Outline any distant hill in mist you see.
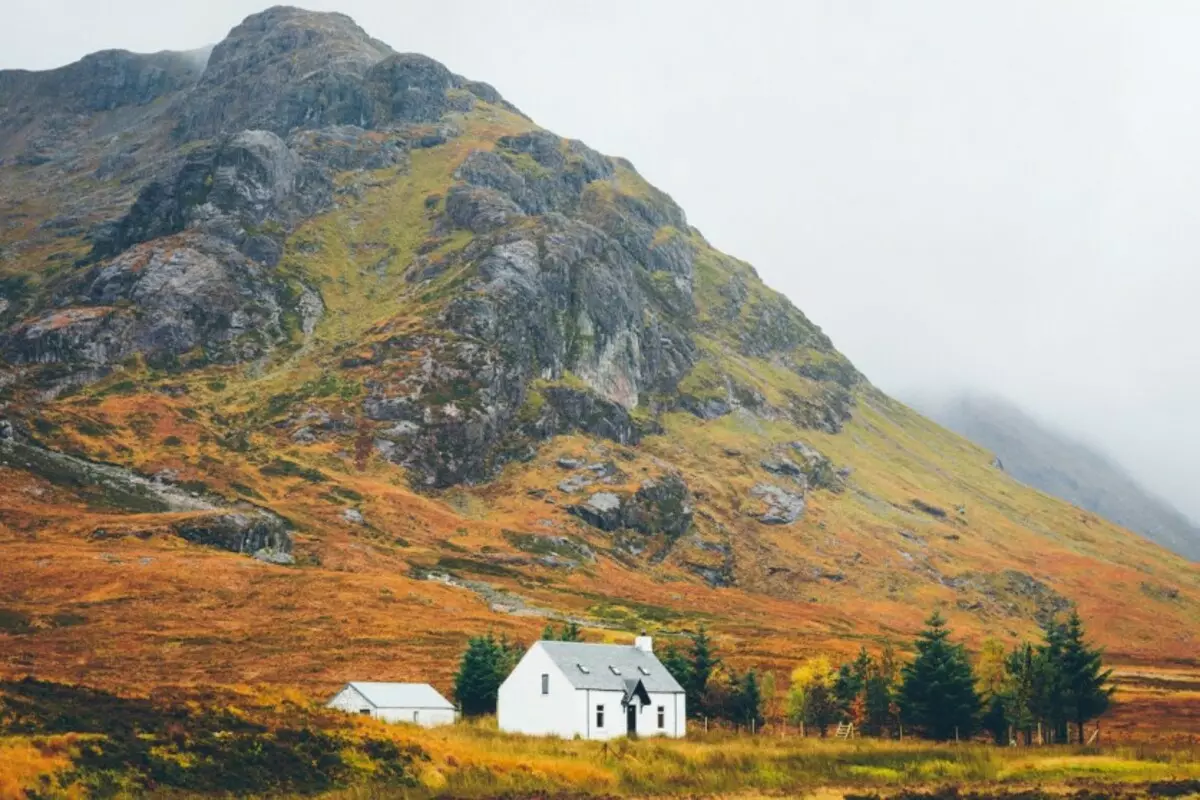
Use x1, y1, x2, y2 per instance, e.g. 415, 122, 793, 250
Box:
921, 395, 1200, 561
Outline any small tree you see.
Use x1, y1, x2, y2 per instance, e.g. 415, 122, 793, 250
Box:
863, 672, 894, 737
833, 647, 873, 717
1035, 618, 1069, 743
735, 670, 765, 730
687, 626, 720, 717
898, 612, 980, 740
660, 641, 692, 699
453, 634, 516, 716
541, 621, 583, 642
976, 638, 1011, 745
760, 671, 781, 724
787, 656, 837, 736
1058, 611, 1113, 743
1006, 642, 1038, 745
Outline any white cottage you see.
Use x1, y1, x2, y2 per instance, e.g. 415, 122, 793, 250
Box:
327, 682, 457, 727
498, 636, 686, 739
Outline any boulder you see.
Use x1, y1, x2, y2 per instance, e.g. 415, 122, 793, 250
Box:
569, 491, 624, 531
750, 483, 806, 525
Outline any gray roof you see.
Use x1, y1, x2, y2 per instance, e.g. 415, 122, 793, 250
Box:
345, 682, 454, 709
538, 641, 685, 693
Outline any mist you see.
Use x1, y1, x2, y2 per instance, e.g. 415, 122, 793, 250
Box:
5, 1, 1200, 520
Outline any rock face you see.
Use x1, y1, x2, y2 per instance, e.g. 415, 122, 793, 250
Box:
92, 129, 334, 264
173, 7, 517, 142
1, 5, 863, 500
3, 234, 299, 369
569, 475, 693, 537
174, 512, 293, 560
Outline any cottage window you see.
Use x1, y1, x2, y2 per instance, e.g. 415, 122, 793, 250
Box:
657, 706, 665, 729
638, 666, 651, 675
577, 663, 590, 674
609, 665, 621, 675
414, 710, 420, 722
541, 673, 549, 695
596, 705, 605, 728
359, 708, 371, 715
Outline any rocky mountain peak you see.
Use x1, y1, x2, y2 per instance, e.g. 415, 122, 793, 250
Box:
174, 6, 513, 141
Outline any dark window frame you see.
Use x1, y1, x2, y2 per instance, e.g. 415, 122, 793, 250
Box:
596, 705, 605, 728
657, 705, 665, 728
541, 673, 549, 695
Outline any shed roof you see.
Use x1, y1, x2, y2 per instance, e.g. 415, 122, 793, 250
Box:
344, 682, 455, 709
537, 641, 685, 693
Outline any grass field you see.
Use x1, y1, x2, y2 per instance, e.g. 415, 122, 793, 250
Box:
1, 679, 1198, 799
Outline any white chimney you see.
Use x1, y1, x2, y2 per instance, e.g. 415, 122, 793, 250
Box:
634, 633, 652, 653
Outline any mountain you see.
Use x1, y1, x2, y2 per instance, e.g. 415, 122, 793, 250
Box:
921, 394, 1200, 562
0, 7, 1196, 694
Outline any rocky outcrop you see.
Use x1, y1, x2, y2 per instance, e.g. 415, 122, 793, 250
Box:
4, 234, 301, 369
92, 129, 333, 265
173, 512, 293, 562
0, 48, 208, 117
568, 475, 693, 537
750, 483, 806, 525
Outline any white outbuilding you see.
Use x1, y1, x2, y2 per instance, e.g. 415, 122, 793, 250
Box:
498, 635, 686, 739
327, 682, 457, 727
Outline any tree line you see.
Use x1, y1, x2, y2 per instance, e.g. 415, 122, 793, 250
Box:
450, 613, 1112, 744
783, 610, 1112, 742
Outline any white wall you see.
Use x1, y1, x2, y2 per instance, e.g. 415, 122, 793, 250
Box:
499, 644, 588, 737
375, 707, 457, 727
327, 686, 455, 728
498, 644, 687, 739
328, 685, 374, 715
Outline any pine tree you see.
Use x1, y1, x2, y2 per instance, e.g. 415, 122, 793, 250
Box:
540, 621, 584, 641
976, 638, 1011, 745
660, 642, 692, 700
834, 647, 873, 717
898, 611, 981, 740
1058, 611, 1113, 743
864, 672, 894, 737
1006, 643, 1038, 745
735, 670, 764, 730
804, 681, 839, 736
1035, 618, 1070, 743
687, 626, 720, 716
454, 634, 511, 716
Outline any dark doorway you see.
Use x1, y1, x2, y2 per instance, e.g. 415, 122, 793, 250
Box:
626, 703, 637, 737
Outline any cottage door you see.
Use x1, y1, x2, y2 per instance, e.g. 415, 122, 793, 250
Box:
626, 703, 637, 737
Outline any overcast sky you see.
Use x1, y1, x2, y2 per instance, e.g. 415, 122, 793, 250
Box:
5, 1, 1200, 520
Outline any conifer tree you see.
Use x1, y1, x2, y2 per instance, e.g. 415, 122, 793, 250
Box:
735, 670, 764, 730
834, 647, 873, 717
454, 634, 514, 716
1035, 618, 1070, 743
660, 641, 692, 698
898, 611, 980, 740
687, 626, 720, 716
863, 672, 894, 737
1006, 642, 1038, 745
1058, 611, 1113, 743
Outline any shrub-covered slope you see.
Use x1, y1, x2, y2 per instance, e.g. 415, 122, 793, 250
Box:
0, 7, 1196, 694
